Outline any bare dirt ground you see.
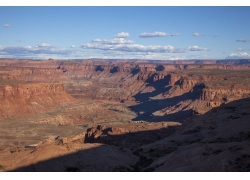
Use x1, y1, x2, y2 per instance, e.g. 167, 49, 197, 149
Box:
0, 99, 138, 149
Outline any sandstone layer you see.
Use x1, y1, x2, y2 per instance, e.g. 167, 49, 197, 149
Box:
0, 80, 74, 119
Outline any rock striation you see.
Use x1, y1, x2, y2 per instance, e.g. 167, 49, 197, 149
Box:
0, 81, 74, 119
1, 58, 250, 121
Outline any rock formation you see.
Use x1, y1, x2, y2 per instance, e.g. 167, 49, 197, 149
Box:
0, 58, 250, 172
0, 81, 74, 119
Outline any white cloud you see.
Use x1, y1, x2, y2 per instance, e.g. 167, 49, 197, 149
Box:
186, 46, 209, 51
237, 48, 244, 51
226, 52, 250, 59
24, 46, 32, 49
82, 42, 183, 53
0, 45, 78, 59
139, 31, 169, 38
92, 38, 102, 42
193, 32, 205, 36
104, 38, 134, 45
38, 43, 51, 47
83, 37, 209, 54
115, 32, 129, 38
71, 45, 75, 48
3, 24, 10, 27
91, 38, 134, 45
139, 32, 179, 38
236, 39, 250, 42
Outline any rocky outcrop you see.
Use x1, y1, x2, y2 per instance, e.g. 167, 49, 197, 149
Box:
0, 81, 74, 119
84, 122, 181, 149
0, 67, 67, 82
0, 82, 65, 99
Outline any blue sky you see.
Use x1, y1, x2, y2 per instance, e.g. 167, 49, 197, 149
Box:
1, 5, 250, 60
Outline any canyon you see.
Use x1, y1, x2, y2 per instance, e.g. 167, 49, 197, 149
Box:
0, 58, 250, 172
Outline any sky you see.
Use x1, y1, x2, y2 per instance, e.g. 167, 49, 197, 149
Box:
1, 4, 250, 60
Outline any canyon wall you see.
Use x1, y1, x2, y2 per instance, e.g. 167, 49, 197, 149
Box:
1, 58, 250, 120
0, 81, 74, 119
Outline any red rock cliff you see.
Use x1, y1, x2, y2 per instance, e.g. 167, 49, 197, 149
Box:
0, 81, 74, 119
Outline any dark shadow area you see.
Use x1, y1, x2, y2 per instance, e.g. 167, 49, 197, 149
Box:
10, 144, 132, 172
130, 76, 205, 122
110, 66, 119, 73
95, 65, 104, 72
191, 83, 205, 99
131, 68, 140, 76
9, 125, 179, 172
134, 74, 171, 103
130, 73, 192, 122
133, 86, 171, 103
84, 125, 178, 148
130, 92, 193, 122
155, 65, 165, 71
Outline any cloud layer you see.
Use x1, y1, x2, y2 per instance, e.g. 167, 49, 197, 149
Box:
186, 46, 209, 51
193, 32, 205, 36
82, 43, 181, 53
0, 32, 211, 60
226, 52, 250, 59
92, 38, 134, 45
115, 32, 129, 38
82, 36, 208, 54
139, 31, 179, 38
37, 43, 51, 47
0, 44, 76, 59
